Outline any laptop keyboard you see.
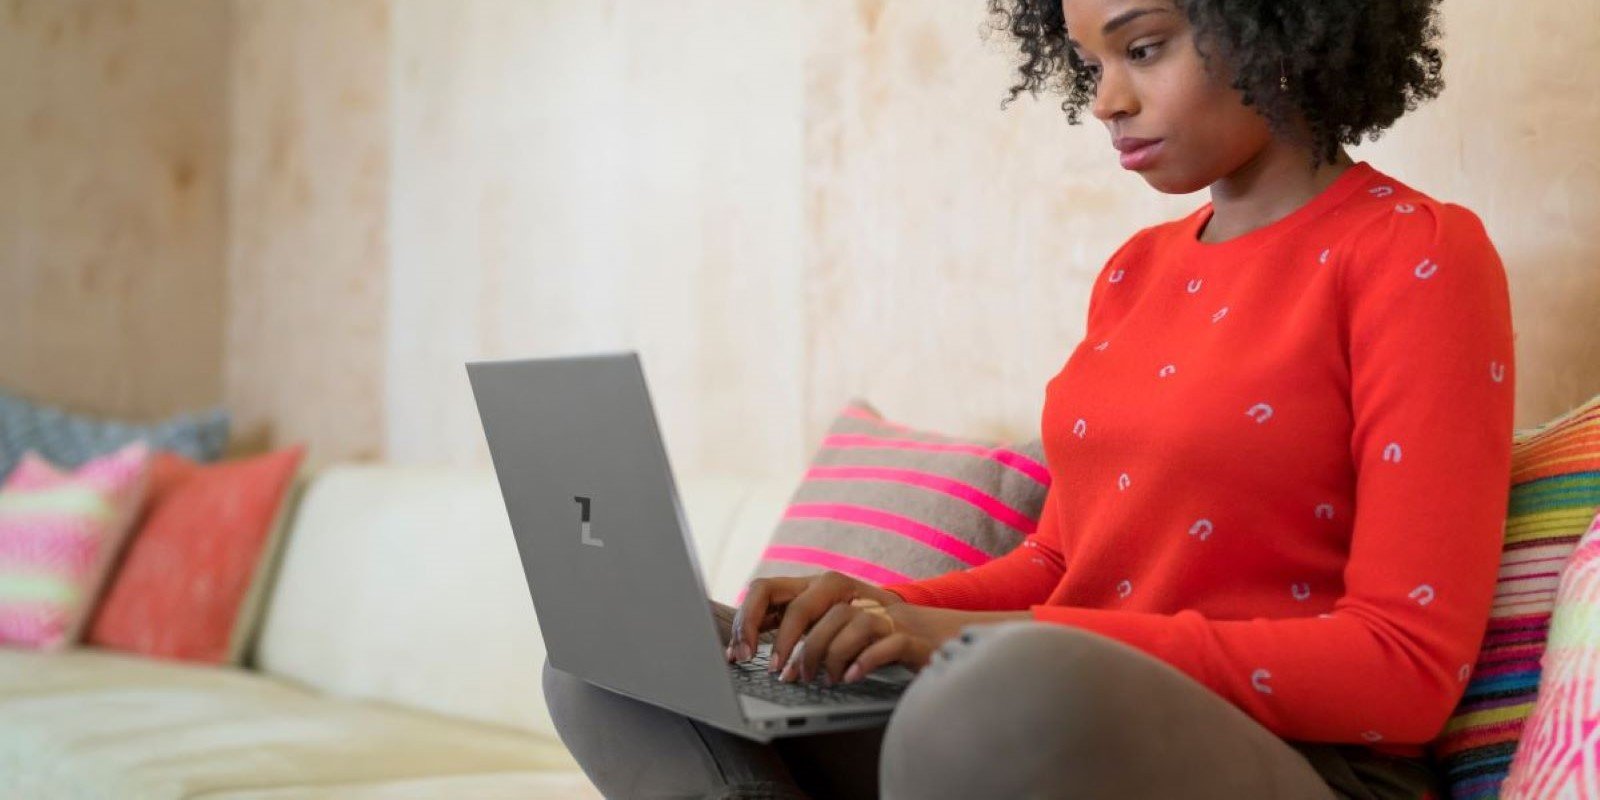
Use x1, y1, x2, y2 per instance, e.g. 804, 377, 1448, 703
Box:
729, 645, 905, 706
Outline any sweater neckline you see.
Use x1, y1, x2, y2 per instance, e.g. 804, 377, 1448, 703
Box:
1179, 161, 1376, 257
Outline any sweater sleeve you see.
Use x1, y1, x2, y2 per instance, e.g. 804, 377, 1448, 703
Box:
878, 483, 1067, 611
1028, 201, 1516, 745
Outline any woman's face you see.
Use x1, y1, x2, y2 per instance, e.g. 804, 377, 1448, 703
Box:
1061, 0, 1273, 193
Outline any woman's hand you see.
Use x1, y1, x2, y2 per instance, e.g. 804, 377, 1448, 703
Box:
724, 571, 905, 675
724, 572, 1035, 685
777, 597, 941, 685
783, 601, 1035, 684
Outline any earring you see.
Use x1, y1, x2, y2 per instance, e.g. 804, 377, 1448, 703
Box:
1279, 60, 1288, 92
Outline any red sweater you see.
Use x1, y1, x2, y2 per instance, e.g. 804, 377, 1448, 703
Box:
880, 161, 1516, 759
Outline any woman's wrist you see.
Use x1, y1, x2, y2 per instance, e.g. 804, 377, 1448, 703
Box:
858, 583, 908, 606
884, 601, 924, 638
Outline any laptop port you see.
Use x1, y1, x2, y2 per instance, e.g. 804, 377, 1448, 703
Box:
786, 718, 807, 728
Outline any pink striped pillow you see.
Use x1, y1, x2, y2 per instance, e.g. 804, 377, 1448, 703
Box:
737, 400, 1049, 605
0, 442, 151, 650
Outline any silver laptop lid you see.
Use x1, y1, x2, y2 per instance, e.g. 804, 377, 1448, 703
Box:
465, 351, 748, 735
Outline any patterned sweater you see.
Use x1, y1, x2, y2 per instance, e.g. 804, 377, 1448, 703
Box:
880, 161, 1517, 759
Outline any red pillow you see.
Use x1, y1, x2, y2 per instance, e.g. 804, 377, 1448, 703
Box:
86, 446, 305, 664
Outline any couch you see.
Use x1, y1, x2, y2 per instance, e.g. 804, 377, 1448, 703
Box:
0, 462, 804, 799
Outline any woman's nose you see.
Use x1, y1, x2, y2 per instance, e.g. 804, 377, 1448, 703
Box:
1091, 68, 1136, 122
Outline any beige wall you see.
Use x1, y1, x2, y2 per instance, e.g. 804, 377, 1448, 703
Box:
385, 1, 808, 474
383, 0, 1600, 476
226, 0, 389, 463
5, 0, 1596, 473
0, 0, 227, 421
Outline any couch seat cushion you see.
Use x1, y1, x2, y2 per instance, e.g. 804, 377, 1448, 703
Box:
0, 646, 597, 800
199, 772, 603, 800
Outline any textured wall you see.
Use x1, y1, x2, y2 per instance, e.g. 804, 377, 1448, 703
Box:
386, 0, 808, 473
225, 0, 390, 464
383, 0, 1600, 477
0, 0, 227, 420
5, 0, 1595, 473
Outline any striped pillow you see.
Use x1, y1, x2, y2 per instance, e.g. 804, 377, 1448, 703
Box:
0, 442, 151, 650
1432, 393, 1600, 799
736, 399, 1049, 606
1500, 508, 1600, 799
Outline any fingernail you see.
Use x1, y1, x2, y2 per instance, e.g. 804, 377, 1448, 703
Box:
781, 660, 797, 682
737, 642, 752, 662
770, 654, 783, 674
844, 663, 863, 683
725, 645, 733, 661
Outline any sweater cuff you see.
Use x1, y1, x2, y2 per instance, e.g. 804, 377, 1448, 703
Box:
879, 580, 971, 608
881, 584, 920, 604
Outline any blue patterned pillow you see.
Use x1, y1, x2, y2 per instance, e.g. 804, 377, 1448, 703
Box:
0, 388, 230, 484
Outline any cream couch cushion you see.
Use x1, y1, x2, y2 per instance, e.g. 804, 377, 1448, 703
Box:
252, 464, 804, 741
0, 464, 807, 798
0, 647, 593, 800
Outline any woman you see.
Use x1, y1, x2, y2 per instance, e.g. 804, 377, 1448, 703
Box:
542, 0, 1515, 797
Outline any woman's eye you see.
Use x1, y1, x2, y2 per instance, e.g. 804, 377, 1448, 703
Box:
1129, 42, 1162, 62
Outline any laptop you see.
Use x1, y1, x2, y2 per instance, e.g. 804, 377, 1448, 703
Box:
465, 350, 913, 743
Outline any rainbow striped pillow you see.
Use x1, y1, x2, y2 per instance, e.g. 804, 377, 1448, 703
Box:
0, 441, 151, 650
1500, 508, 1600, 798
736, 399, 1049, 606
1432, 393, 1600, 799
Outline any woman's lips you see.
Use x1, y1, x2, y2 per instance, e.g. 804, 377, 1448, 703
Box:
1117, 139, 1164, 170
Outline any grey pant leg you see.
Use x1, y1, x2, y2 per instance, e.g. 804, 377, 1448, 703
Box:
542, 655, 809, 799
878, 620, 1341, 800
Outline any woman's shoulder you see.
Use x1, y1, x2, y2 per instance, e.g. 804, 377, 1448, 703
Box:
1328, 167, 1505, 295
1333, 165, 1493, 247
1321, 166, 1497, 280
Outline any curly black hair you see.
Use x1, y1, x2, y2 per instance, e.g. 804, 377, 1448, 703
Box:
986, 0, 1445, 169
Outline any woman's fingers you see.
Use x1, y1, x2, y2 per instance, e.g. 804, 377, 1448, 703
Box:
769, 591, 822, 675
768, 573, 851, 674
780, 603, 858, 683
818, 612, 886, 684
729, 578, 801, 661
842, 632, 933, 683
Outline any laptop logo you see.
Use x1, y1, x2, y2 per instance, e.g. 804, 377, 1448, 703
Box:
574, 496, 604, 547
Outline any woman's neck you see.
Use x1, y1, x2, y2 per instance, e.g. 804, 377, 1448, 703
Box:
1198, 144, 1356, 244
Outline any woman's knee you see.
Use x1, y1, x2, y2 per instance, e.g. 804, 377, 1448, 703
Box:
878, 620, 1135, 799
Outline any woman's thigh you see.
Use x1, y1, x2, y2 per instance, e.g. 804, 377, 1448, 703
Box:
876, 620, 1344, 800
544, 607, 1437, 799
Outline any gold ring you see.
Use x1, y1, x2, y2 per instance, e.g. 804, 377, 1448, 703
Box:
850, 598, 896, 635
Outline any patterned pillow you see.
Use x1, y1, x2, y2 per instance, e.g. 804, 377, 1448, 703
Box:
1432, 393, 1600, 799
1500, 508, 1600, 799
0, 442, 151, 650
0, 387, 230, 485
735, 399, 1049, 605
86, 446, 306, 665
